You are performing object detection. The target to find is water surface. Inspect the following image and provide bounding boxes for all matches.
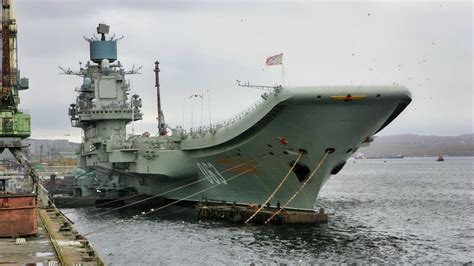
[63,157,473,264]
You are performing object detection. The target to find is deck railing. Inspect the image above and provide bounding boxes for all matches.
[187,96,268,135]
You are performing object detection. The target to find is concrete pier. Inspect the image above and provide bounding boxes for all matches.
[0,216,56,264]
[196,203,328,224]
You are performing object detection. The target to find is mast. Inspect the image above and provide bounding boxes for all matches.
[155,61,166,136]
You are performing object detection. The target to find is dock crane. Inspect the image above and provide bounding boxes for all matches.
[0,0,39,193]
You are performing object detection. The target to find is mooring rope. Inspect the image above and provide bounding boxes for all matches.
[64,155,261,215]
[63,166,216,215]
[83,157,274,236]
[72,153,272,223]
[11,149,41,195]
[264,149,333,224]
[244,152,304,224]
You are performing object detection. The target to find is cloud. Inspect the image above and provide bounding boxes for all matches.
[11,1,473,140]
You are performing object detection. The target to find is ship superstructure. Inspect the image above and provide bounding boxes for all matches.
[64,24,145,197]
[66,24,412,210]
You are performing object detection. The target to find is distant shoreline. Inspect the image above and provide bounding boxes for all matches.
[1,135,472,159]
[359,133,473,157]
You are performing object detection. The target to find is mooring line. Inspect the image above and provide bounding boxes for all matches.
[65,155,260,215]
[71,153,272,223]
[264,149,332,224]
[83,157,273,236]
[245,152,304,224]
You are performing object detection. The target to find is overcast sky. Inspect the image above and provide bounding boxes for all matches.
[12,1,473,142]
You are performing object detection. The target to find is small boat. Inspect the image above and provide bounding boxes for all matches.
[436,154,445,162]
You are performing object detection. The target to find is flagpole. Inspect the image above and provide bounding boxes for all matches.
[281,63,285,87]
[265,53,284,86]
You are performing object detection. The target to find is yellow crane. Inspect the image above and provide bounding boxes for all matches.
[0,0,38,192]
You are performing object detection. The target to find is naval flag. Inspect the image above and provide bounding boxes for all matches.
[265,53,283,66]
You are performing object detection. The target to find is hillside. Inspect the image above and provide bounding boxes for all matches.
[0,139,80,161]
[359,134,474,157]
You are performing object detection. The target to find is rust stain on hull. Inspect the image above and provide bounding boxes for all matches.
[218,157,258,175]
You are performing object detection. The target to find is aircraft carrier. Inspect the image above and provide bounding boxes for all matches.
[64,24,412,211]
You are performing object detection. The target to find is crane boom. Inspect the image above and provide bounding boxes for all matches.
[0,0,30,138]
[1,0,13,105]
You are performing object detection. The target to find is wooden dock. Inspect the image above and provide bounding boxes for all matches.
[196,203,328,224]
[0,187,104,265]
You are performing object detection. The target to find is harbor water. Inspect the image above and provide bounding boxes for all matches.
[62,157,473,264]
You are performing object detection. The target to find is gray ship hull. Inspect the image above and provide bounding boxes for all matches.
[85,86,411,210]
